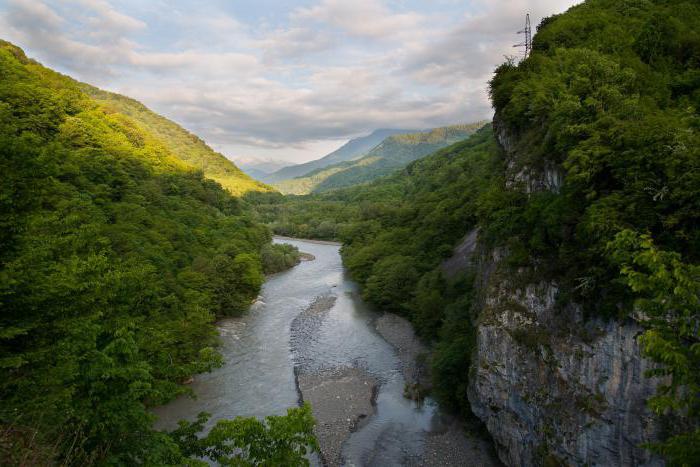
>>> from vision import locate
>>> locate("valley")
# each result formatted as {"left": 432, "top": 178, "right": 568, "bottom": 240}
{"left": 1, "top": 0, "right": 699, "bottom": 466}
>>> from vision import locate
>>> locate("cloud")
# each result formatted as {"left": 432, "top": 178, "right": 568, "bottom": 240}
{"left": 255, "top": 27, "right": 336, "bottom": 61}
{"left": 0, "top": 0, "right": 582, "bottom": 161}
{"left": 72, "top": 0, "right": 145, "bottom": 37}
{"left": 292, "top": 0, "right": 424, "bottom": 40}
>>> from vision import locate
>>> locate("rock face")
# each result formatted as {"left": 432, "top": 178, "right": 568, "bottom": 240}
{"left": 494, "top": 115, "right": 564, "bottom": 194}
{"left": 458, "top": 116, "right": 665, "bottom": 466}
{"left": 468, "top": 266, "right": 664, "bottom": 466}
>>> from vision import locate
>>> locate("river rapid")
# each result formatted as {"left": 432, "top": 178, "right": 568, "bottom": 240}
{"left": 154, "top": 237, "right": 497, "bottom": 466}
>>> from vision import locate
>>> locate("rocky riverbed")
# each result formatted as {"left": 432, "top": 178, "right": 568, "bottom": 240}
{"left": 375, "top": 313, "right": 500, "bottom": 467}
{"left": 155, "top": 237, "right": 499, "bottom": 466}
{"left": 298, "top": 367, "right": 377, "bottom": 466}
{"left": 291, "top": 292, "right": 500, "bottom": 466}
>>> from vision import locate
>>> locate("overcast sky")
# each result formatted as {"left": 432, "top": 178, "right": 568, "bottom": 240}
{"left": 0, "top": 0, "right": 580, "bottom": 164}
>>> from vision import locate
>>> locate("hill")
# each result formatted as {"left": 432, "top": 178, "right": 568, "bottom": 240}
{"left": 274, "top": 122, "right": 487, "bottom": 194}
{"left": 77, "top": 84, "right": 272, "bottom": 196}
{"left": 262, "top": 128, "right": 415, "bottom": 182}
{"left": 0, "top": 40, "right": 307, "bottom": 464}
{"left": 234, "top": 157, "right": 291, "bottom": 180}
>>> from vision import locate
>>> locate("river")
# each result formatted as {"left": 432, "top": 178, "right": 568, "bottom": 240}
{"left": 154, "top": 237, "right": 497, "bottom": 466}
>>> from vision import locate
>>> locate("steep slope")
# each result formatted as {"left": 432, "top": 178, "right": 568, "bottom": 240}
{"left": 253, "top": 0, "right": 700, "bottom": 465}
{"left": 77, "top": 85, "right": 272, "bottom": 196}
{"left": 0, "top": 41, "right": 280, "bottom": 464}
{"left": 275, "top": 123, "right": 486, "bottom": 194}
{"left": 341, "top": 0, "right": 700, "bottom": 464}
{"left": 263, "top": 128, "right": 414, "bottom": 182}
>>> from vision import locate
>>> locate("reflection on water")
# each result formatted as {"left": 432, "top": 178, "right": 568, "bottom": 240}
{"left": 154, "top": 238, "right": 442, "bottom": 465}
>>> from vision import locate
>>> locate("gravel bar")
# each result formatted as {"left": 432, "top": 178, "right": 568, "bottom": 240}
{"left": 297, "top": 367, "right": 377, "bottom": 467}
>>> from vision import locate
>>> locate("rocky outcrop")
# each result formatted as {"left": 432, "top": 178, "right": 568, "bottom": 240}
{"left": 441, "top": 228, "right": 480, "bottom": 279}
{"left": 493, "top": 115, "right": 564, "bottom": 194}
{"left": 468, "top": 268, "right": 664, "bottom": 466}
{"left": 458, "top": 116, "right": 665, "bottom": 466}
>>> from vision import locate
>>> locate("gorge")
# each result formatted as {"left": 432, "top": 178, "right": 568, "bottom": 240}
{"left": 155, "top": 238, "right": 499, "bottom": 466}
{"left": 1, "top": 0, "right": 699, "bottom": 465}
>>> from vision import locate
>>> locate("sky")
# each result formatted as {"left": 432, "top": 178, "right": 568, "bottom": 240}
{"left": 0, "top": 0, "right": 580, "bottom": 165}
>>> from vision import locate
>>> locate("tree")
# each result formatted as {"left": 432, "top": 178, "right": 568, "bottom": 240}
{"left": 610, "top": 230, "right": 700, "bottom": 465}
{"left": 170, "top": 403, "right": 318, "bottom": 466}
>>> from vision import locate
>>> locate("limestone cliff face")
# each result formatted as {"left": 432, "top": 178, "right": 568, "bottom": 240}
{"left": 467, "top": 258, "right": 664, "bottom": 466}
{"left": 493, "top": 115, "right": 564, "bottom": 194}
{"left": 457, "top": 117, "right": 665, "bottom": 466}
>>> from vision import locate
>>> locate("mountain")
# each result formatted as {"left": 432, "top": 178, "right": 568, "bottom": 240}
{"left": 274, "top": 122, "right": 487, "bottom": 194}
{"left": 263, "top": 128, "right": 415, "bottom": 182}
{"left": 251, "top": 0, "right": 700, "bottom": 464}
{"left": 75, "top": 84, "right": 272, "bottom": 196}
{"left": 0, "top": 40, "right": 309, "bottom": 464}
{"left": 233, "top": 157, "right": 291, "bottom": 180}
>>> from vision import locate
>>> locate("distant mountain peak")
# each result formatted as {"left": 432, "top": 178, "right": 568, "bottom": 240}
{"left": 273, "top": 122, "right": 488, "bottom": 194}
{"left": 261, "top": 128, "right": 416, "bottom": 183}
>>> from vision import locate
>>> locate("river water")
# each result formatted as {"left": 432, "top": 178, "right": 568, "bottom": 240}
{"left": 154, "top": 238, "right": 493, "bottom": 466}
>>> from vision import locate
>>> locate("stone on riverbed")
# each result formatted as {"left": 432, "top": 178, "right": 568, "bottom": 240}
{"left": 375, "top": 313, "right": 432, "bottom": 399}
{"left": 297, "top": 367, "right": 377, "bottom": 467}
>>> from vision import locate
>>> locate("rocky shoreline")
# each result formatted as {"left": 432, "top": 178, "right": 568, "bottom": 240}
{"left": 375, "top": 313, "right": 432, "bottom": 400}
{"left": 375, "top": 313, "right": 501, "bottom": 467}
{"left": 298, "top": 367, "right": 377, "bottom": 466}
{"left": 291, "top": 293, "right": 500, "bottom": 466}
{"left": 291, "top": 295, "right": 379, "bottom": 466}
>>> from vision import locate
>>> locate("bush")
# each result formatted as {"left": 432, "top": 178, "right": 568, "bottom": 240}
{"left": 261, "top": 243, "right": 301, "bottom": 274}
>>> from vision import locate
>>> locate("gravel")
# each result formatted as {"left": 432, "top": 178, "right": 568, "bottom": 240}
{"left": 375, "top": 313, "right": 432, "bottom": 397}
{"left": 420, "top": 416, "right": 501, "bottom": 467}
{"left": 297, "top": 367, "right": 377, "bottom": 467}
{"left": 376, "top": 312, "right": 502, "bottom": 467}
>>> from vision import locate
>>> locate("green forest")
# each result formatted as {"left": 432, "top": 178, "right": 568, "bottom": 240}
{"left": 249, "top": 0, "right": 700, "bottom": 463}
{"left": 0, "top": 41, "right": 312, "bottom": 464}
{"left": 2, "top": 0, "right": 700, "bottom": 465}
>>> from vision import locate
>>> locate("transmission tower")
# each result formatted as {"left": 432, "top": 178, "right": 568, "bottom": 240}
{"left": 513, "top": 13, "right": 532, "bottom": 58}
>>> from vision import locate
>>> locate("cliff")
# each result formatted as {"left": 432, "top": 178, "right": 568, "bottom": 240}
{"left": 456, "top": 119, "right": 667, "bottom": 466}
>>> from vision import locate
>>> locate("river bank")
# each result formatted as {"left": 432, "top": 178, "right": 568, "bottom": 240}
{"left": 274, "top": 235, "right": 341, "bottom": 246}
{"left": 291, "top": 293, "right": 500, "bottom": 466}
{"left": 154, "top": 238, "right": 498, "bottom": 465}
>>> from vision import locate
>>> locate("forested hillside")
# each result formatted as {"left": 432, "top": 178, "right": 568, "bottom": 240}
{"left": 274, "top": 123, "right": 486, "bottom": 194}
{"left": 250, "top": 0, "right": 700, "bottom": 463}
{"left": 0, "top": 41, "right": 312, "bottom": 464}
{"left": 262, "top": 128, "right": 413, "bottom": 183}
{"left": 78, "top": 85, "right": 272, "bottom": 196}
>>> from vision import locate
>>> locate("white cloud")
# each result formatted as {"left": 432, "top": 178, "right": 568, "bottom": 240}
{"left": 292, "top": 0, "right": 424, "bottom": 40}
{"left": 0, "top": 0, "right": 582, "bottom": 162}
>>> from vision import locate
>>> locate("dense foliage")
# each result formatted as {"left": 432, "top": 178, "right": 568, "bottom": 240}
{"left": 169, "top": 403, "right": 317, "bottom": 466}
{"left": 0, "top": 41, "right": 312, "bottom": 464}
{"left": 488, "top": 0, "right": 700, "bottom": 314}
{"left": 246, "top": 192, "right": 364, "bottom": 241}
{"left": 251, "top": 0, "right": 700, "bottom": 460}
{"left": 79, "top": 84, "right": 272, "bottom": 196}
{"left": 261, "top": 243, "right": 301, "bottom": 274}
{"left": 274, "top": 123, "right": 486, "bottom": 195}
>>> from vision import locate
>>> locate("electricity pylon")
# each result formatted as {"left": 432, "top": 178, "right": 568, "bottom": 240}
{"left": 513, "top": 13, "right": 532, "bottom": 58}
